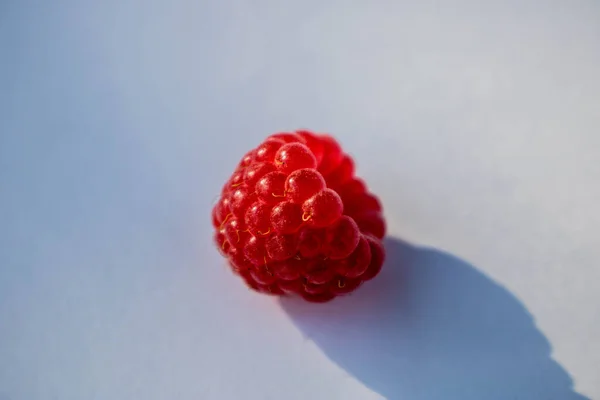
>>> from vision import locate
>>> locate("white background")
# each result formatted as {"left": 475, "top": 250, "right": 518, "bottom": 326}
{"left": 1, "top": 1, "right": 599, "bottom": 399}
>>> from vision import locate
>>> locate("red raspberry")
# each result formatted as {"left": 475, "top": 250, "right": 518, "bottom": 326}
{"left": 212, "top": 130, "right": 386, "bottom": 302}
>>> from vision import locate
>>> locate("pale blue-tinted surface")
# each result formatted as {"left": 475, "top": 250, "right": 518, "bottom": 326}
{"left": 1, "top": 1, "right": 599, "bottom": 399}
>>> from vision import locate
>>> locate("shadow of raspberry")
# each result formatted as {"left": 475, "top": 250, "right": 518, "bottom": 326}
{"left": 280, "top": 237, "right": 589, "bottom": 400}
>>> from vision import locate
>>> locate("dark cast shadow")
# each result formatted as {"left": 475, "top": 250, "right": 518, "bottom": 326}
{"left": 280, "top": 237, "right": 589, "bottom": 400}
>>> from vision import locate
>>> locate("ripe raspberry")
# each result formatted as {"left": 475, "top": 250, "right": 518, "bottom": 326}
{"left": 212, "top": 130, "right": 386, "bottom": 302}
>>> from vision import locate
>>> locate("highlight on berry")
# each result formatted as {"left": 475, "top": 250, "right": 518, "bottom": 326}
{"left": 212, "top": 130, "right": 386, "bottom": 303}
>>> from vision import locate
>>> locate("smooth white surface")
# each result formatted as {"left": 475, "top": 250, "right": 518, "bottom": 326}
{"left": 1, "top": 1, "right": 599, "bottom": 399}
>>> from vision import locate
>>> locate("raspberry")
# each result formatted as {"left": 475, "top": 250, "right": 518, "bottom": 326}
{"left": 243, "top": 162, "right": 275, "bottom": 188}
{"left": 301, "top": 188, "right": 344, "bottom": 228}
{"left": 255, "top": 139, "right": 285, "bottom": 163}
{"left": 230, "top": 185, "right": 257, "bottom": 219}
{"left": 303, "top": 259, "right": 337, "bottom": 285}
{"left": 270, "top": 201, "right": 303, "bottom": 234}
{"left": 265, "top": 233, "right": 298, "bottom": 261}
{"left": 244, "top": 202, "right": 272, "bottom": 236}
{"left": 271, "top": 258, "right": 303, "bottom": 281}
{"left": 243, "top": 235, "right": 268, "bottom": 265}
{"left": 330, "top": 235, "right": 371, "bottom": 278}
{"left": 238, "top": 150, "right": 255, "bottom": 169}
{"left": 269, "top": 132, "right": 306, "bottom": 143}
{"left": 296, "top": 130, "right": 324, "bottom": 165}
{"left": 212, "top": 130, "right": 386, "bottom": 302}
{"left": 223, "top": 216, "right": 246, "bottom": 246}
{"left": 297, "top": 226, "right": 327, "bottom": 258}
{"left": 285, "top": 168, "right": 326, "bottom": 204}
{"left": 324, "top": 154, "right": 355, "bottom": 189}
{"left": 325, "top": 215, "right": 360, "bottom": 260}
{"left": 255, "top": 171, "right": 287, "bottom": 205}
{"left": 317, "top": 135, "right": 343, "bottom": 175}
{"left": 274, "top": 143, "right": 317, "bottom": 174}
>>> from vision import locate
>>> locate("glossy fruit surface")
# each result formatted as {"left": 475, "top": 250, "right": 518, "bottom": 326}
{"left": 212, "top": 130, "right": 386, "bottom": 302}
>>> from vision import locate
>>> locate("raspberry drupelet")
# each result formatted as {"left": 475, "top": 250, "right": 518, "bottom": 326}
{"left": 212, "top": 130, "right": 386, "bottom": 302}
